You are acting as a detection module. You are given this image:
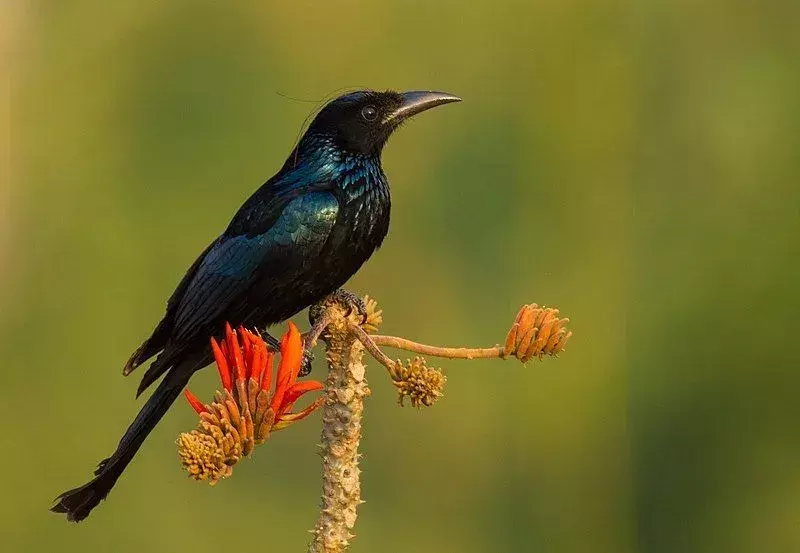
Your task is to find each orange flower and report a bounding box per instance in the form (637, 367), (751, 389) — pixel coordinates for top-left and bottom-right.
(183, 389), (207, 414)
(178, 322), (324, 484)
(185, 321), (324, 432)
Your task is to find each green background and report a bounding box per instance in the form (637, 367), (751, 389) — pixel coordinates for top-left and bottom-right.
(2, 1), (798, 552)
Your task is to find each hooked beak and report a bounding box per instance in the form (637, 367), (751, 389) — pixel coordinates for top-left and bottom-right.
(384, 91), (461, 124)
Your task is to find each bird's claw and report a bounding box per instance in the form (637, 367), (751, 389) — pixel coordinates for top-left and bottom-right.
(309, 288), (369, 326)
(330, 288), (369, 325)
(299, 347), (314, 377)
(249, 327), (314, 376)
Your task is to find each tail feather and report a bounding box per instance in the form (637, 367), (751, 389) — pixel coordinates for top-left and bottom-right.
(135, 349), (176, 398)
(123, 320), (172, 376)
(51, 461), (127, 522)
(51, 364), (194, 522)
(123, 239), (216, 378)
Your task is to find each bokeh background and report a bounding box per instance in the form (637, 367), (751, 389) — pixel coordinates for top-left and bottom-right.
(2, 1), (798, 552)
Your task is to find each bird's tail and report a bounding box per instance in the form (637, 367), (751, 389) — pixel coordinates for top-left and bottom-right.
(51, 365), (193, 522)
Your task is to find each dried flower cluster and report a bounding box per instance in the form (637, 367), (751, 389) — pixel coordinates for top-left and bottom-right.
(178, 417), (242, 483)
(503, 304), (572, 362)
(178, 322), (324, 484)
(389, 357), (446, 408)
(308, 309), (370, 553)
(360, 295), (383, 334)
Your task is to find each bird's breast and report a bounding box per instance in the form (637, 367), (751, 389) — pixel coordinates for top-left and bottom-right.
(338, 168), (391, 253)
(282, 146), (391, 281)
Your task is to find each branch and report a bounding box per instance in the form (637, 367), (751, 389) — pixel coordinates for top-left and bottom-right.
(370, 335), (504, 360)
(304, 310), (333, 350)
(307, 305), (369, 553)
(346, 321), (394, 370)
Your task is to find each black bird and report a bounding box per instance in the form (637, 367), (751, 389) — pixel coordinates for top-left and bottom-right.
(52, 89), (460, 521)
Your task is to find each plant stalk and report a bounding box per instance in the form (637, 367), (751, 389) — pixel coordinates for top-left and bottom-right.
(307, 308), (370, 553)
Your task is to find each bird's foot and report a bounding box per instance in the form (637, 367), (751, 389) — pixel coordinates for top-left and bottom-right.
(299, 348), (314, 377)
(304, 289), (367, 376)
(255, 326), (314, 376)
(314, 288), (368, 325)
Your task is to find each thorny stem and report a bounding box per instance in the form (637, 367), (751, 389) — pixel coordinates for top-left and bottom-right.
(309, 314), (503, 553)
(307, 307), (369, 553)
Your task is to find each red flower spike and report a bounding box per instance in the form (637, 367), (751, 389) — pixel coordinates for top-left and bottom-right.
(210, 337), (232, 392)
(280, 398), (324, 423)
(250, 340), (265, 385)
(193, 321), (324, 461)
(286, 321), (304, 383)
(250, 330), (262, 379)
(271, 322), (303, 412)
(250, 330), (262, 370)
(184, 388), (208, 414)
(225, 323), (246, 381)
(278, 380), (324, 415)
(239, 326), (253, 378)
(273, 397), (325, 431)
(271, 359), (291, 410)
(261, 350), (274, 392)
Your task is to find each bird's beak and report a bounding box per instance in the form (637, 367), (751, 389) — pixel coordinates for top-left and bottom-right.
(384, 91), (461, 125)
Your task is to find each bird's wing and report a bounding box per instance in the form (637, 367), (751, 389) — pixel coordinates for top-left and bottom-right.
(170, 190), (340, 345)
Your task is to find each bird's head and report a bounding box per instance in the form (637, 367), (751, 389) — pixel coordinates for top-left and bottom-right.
(303, 90), (461, 157)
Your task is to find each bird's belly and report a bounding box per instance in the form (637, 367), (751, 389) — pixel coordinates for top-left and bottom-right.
(249, 237), (377, 326)
(244, 191), (389, 328)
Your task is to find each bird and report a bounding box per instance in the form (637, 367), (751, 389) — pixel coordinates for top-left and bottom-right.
(51, 89), (460, 522)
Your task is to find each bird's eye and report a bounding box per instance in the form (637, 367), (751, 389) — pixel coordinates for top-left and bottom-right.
(361, 105), (378, 121)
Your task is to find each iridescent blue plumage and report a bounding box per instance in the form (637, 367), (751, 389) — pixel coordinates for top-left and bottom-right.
(52, 89), (460, 521)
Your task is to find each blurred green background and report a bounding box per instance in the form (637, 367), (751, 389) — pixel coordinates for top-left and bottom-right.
(2, 1), (798, 551)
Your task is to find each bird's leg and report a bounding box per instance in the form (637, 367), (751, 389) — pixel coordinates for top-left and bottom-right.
(256, 329), (281, 352)
(257, 325), (315, 377)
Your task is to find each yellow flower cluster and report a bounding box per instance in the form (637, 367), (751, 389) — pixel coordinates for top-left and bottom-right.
(389, 357), (446, 408)
(177, 387), (276, 485)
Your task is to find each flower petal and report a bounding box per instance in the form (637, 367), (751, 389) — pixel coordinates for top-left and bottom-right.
(285, 321), (304, 383)
(225, 323), (246, 382)
(184, 388), (208, 414)
(239, 325), (253, 378)
(278, 380), (324, 415)
(271, 322), (303, 412)
(261, 350), (274, 393)
(210, 337), (232, 392)
(273, 397), (325, 431)
(250, 338), (264, 385)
